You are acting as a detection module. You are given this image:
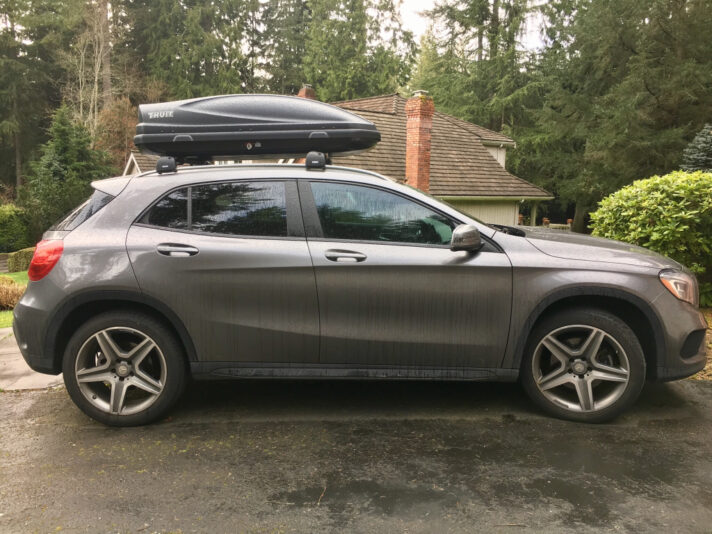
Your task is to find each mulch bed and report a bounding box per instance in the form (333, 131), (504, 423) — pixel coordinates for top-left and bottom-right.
(691, 308), (712, 381)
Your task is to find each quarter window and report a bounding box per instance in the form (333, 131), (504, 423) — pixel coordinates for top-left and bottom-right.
(310, 182), (456, 245)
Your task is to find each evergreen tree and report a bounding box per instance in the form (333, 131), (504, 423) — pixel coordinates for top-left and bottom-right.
(263, 0), (312, 94)
(681, 124), (712, 172)
(0, 0), (77, 192)
(22, 105), (115, 237)
(304, 0), (414, 102)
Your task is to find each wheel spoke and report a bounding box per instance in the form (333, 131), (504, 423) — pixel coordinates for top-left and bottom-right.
(95, 330), (122, 362)
(76, 364), (112, 384)
(126, 337), (155, 367)
(130, 371), (162, 396)
(574, 378), (595, 411)
(541, 335), (573, 365)
(589, 368), (628, 383)
(580, 329), (605, 360)
(109, 379), (128, 414)
(537, 367), (572, 391)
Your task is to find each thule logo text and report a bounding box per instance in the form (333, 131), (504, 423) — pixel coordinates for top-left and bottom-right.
(148, 111), (174, 119)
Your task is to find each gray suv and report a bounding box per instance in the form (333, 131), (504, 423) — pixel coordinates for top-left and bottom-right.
(13, 163), (708, 426)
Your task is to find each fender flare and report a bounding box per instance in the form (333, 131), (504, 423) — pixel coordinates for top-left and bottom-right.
(44, 289), (198, 369)
(510, 285), (666, 370)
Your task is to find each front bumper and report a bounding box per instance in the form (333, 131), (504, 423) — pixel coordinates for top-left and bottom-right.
(652, 294), (708, 381)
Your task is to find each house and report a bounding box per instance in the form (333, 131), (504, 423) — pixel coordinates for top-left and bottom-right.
(329, 91), (552, 225)
(124, 88), (552, 225)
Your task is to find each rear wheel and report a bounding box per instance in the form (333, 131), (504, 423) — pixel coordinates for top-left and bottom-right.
(63, 311), (186, 426)
(521, 308), (646, 423)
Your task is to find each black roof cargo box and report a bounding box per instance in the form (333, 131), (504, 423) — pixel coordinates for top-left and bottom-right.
(134, 94), (380, 161)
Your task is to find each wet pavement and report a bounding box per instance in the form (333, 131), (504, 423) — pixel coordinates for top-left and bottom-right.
(1, 379), (711, 533)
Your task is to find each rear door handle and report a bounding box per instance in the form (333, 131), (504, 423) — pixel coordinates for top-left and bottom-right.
(324, 249), (367, 263)
(157, 243), (199, 257)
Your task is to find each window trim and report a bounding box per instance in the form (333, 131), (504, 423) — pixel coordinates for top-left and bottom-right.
(134, 178), (304, 239)
(301, 179), (483, 250)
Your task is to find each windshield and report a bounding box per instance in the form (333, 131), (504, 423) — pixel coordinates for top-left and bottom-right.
(50, 190), (115, 231)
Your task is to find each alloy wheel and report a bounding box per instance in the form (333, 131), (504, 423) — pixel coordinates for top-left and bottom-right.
(74, 327), (167, 416)
(532, 324), (630, 413)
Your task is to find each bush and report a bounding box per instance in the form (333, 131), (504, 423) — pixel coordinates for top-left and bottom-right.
(0, 278), (25, 310)
(0, 204), (30, 253)
(7, 247), (36, 273)
(590, 171), (712, 305)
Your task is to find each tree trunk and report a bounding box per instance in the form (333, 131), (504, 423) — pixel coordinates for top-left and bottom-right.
(477, 28), (483, 62)
(100, 0), (112, 108)
(489, 0), (500, 59)
(14, 130), (22, 192)
(572, 201), (588, 233)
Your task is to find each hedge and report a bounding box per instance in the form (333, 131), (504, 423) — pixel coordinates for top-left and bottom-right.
(0, 204), (30, 253)
(8, 247), (36, 273)
(590, 170), (712, 306)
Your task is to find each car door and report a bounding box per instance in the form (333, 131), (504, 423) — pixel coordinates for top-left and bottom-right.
(300, 180), (512, 369)
(126, 179), (319, 364)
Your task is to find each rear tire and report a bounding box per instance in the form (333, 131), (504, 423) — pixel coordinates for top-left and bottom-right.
(63, 311), (187, 426)
(521, 307), (646, 423)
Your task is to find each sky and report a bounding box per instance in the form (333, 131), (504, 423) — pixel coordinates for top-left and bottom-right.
(399, 0), (546, 50)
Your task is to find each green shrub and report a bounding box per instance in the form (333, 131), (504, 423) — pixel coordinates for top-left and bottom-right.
(0, 204), (30, 253)
(8, 247), (36, 273)
(590, 171), (712, 305)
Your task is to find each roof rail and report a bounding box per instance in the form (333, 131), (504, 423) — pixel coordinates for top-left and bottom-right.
(140, 161), (394, 182)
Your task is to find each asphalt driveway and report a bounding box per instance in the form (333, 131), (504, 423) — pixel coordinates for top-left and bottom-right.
(1, 379), (711, 533)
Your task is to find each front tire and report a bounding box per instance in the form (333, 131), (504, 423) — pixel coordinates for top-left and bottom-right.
(63, 311), (187, 426)
(521, 308), (646, 423)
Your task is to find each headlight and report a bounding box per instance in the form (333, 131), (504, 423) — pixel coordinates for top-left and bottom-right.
(659, 269), (699, 307)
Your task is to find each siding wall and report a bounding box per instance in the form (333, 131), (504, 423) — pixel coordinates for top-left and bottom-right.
(485, 146), (507, 168)
(441, 198), (519, 226)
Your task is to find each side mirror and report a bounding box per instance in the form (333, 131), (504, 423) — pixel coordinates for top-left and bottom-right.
(450, 224), (482, 252)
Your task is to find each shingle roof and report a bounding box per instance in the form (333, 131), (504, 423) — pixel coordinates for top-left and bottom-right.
(332, 95), (551, 199)
(128, 149), (159, 173)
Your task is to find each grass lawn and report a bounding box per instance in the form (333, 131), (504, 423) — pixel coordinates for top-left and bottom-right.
(0, 310), (13, 328)
(0, 271), (29, 285)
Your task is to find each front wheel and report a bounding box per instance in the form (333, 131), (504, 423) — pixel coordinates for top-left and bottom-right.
(521, 308), (646, 423)
(63, 311), (187, 426)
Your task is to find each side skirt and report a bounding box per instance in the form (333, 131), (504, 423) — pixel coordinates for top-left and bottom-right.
(190, 362), (519, 382)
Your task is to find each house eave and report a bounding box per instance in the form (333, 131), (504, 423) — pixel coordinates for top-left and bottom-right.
(437, 195), (554, 202)
(480, 140), (516, 149)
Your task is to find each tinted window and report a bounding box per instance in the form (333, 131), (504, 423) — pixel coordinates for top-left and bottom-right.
(311, 182), (456, 245)
(191, 182), (287, 237)
(142, 188), (188, 230)
(51, 190), (114, 231)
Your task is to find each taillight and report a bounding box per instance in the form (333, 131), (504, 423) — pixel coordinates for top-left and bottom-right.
(28, 240), (64, 281)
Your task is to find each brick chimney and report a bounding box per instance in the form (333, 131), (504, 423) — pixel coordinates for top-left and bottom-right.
(297, 83), (317, 100)
(405, 90), (435, 192)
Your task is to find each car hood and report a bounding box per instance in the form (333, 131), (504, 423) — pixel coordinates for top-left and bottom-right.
(519, 226), (682, 270)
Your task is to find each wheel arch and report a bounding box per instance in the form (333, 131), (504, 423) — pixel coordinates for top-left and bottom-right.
(44, 290), (198, 374)
(512, 287), (665, 380)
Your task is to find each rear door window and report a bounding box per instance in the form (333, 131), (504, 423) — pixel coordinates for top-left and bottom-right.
(141, 188), (189, 230)
(141, 181), (288, 237)
(191, 182), (287, 237)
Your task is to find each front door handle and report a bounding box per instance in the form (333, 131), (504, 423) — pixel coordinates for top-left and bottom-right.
(157, 243), (199, 257)
(324, 249), (367, 263)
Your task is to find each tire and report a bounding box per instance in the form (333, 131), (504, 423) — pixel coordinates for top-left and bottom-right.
(62, 311), (187, 426)
(521, 307), (646, 423)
